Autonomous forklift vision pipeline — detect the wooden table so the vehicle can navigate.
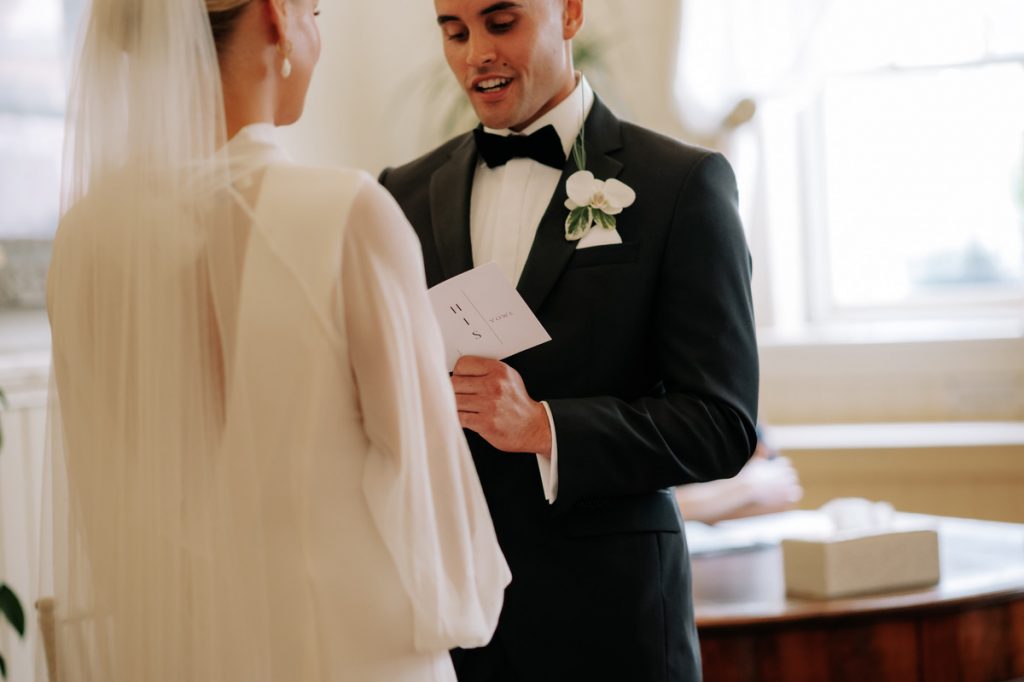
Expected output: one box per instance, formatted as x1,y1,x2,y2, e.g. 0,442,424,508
691,513,1024,682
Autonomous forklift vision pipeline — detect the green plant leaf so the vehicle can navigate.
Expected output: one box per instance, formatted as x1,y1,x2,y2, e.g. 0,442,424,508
565,206,593,240
0,585,24,638
572,33,613,73
594,210,617,231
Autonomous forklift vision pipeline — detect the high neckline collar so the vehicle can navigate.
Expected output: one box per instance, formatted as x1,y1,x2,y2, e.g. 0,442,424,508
225,122,289,167
229,122,279,148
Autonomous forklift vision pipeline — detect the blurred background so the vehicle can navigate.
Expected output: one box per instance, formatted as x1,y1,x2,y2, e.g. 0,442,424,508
1,1,1022,679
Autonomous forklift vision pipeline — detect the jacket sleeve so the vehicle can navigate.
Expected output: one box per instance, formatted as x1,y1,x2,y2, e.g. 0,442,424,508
547,152,759,509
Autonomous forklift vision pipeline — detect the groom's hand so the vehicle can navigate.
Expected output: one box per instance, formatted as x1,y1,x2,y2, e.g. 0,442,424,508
452,356,553,458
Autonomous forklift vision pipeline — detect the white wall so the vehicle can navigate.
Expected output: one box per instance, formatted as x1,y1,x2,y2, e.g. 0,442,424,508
277,0,439,173
760,335,1024,425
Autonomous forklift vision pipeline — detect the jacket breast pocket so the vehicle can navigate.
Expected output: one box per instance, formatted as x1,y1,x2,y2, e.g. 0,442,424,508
567,242,640,269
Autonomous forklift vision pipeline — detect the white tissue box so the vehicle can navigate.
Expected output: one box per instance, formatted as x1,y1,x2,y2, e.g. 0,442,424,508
781,529,940,599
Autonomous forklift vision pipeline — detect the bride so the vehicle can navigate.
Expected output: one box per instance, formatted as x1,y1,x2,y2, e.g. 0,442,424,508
42,0,509,679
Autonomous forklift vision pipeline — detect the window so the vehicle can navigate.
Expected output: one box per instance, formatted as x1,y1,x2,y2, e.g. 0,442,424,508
0,0,81,309
678,0,1024,331
815,5,1024,318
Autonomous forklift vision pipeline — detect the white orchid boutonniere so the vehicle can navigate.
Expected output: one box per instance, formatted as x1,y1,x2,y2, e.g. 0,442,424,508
564,131,636,241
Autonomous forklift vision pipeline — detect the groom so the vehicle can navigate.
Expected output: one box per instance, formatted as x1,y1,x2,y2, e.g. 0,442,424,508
380,0,758,679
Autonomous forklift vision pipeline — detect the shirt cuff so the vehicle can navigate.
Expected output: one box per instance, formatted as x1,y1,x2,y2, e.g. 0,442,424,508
536,401,559,504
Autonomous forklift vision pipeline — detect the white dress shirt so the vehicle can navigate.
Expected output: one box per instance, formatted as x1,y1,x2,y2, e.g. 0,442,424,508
469,76,595,504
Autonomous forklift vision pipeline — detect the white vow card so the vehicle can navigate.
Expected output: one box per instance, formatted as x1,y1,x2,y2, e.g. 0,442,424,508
428,262,551,371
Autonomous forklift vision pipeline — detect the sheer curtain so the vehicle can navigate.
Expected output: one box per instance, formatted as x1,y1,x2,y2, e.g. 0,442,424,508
676,0,840,331
580,0,815,326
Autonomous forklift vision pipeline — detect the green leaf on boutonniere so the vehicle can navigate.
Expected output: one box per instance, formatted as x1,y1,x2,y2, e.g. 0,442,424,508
565,206,593,240
594,210,616,231
571,132,587,172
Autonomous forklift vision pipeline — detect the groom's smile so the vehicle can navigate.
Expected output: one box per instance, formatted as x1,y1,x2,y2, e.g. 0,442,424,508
436,0,583,131
471,73,516,106
473,76,514,95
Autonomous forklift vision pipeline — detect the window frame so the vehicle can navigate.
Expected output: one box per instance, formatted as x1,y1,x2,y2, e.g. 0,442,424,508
784,56,1024,330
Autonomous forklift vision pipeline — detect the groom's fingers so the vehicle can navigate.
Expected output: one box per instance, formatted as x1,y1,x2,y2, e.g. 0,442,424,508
458,411,486,433
453,355,500,377
451,374,490,395
452,360,510,396
454,394,489,414
452,356,494,397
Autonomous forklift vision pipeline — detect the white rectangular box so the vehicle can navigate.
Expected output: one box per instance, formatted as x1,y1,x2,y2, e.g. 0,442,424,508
782,529,940,599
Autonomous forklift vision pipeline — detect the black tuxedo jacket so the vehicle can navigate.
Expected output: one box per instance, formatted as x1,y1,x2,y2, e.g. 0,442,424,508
380,97,759,682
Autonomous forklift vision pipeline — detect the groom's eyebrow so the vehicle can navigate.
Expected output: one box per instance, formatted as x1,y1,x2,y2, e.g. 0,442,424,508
437,2,523,25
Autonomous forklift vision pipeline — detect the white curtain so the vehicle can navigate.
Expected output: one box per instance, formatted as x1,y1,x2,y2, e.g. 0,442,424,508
575,0,810,327
675,0,841,330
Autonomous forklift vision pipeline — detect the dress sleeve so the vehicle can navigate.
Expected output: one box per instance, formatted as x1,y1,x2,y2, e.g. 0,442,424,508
342,175,510,653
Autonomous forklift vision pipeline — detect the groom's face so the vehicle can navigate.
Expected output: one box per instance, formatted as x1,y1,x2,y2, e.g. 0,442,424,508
435,0,583,131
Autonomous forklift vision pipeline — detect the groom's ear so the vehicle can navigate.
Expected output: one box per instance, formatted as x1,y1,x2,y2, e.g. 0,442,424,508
562,0,584,41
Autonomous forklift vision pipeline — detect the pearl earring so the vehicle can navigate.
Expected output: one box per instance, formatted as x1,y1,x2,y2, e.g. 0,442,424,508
278,40,293,79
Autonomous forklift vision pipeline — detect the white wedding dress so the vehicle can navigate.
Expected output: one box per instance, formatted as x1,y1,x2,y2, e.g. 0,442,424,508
44,124,509,681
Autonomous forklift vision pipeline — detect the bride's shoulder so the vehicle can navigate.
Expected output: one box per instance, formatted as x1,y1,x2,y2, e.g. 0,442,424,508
261,164,410,241
258,164,387,227
267,163,403,218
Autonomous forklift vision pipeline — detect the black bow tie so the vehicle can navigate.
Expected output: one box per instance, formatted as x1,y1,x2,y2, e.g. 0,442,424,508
473,124,566,170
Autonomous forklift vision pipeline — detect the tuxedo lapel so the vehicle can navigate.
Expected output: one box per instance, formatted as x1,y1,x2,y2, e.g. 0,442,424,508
429,135,477,280
517,97,624,313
